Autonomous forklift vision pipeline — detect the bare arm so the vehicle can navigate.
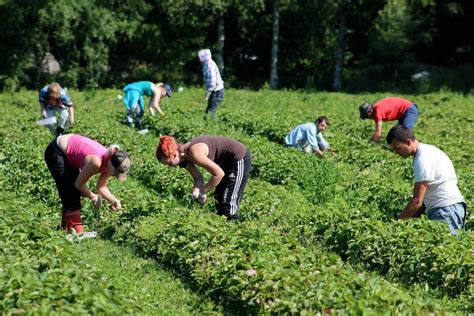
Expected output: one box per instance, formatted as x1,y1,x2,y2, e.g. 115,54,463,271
149,86,164,116
185,163,204,196
188,144,225,194
74,155,100,199
324,147,338,157
69,107,75,126
313,147,324,158
371,120,383,143
398,181,429,219
96,173,121,210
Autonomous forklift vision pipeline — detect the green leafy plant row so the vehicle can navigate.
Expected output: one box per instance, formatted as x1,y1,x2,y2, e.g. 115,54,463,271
1,90,472,311
0,191,135,315
0,95,449,314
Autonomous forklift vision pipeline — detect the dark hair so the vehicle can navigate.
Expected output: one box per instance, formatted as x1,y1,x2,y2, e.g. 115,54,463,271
111,150,129,171
386,124,415,145
359,102,373,119
316,116,329,125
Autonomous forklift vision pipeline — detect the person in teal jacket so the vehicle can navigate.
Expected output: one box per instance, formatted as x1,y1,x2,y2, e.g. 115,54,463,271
122,81,172,130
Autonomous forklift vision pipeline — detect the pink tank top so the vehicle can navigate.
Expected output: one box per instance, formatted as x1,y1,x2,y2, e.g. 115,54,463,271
66,135,108,172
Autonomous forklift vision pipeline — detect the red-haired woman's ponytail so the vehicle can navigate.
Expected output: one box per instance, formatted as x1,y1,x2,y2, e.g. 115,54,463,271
156,136,177,161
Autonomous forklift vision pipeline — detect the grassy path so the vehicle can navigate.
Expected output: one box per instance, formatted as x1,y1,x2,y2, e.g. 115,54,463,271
75,239,218,315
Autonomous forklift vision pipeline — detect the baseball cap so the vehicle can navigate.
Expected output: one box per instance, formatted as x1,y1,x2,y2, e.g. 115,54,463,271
111,150,131,181
163,84,172,97
359,101,373,119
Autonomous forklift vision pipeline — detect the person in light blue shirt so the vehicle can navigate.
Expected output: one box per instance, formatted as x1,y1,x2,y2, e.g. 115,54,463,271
284,116,336,158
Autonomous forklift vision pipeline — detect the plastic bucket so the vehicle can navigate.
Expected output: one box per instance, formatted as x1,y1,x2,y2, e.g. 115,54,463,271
36,116,57,126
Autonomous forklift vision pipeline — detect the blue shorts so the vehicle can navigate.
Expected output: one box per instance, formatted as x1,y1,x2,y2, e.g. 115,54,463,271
399,104,419,129
427,202,466,235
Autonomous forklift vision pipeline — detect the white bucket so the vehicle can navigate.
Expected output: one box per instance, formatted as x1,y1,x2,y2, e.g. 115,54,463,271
137,128,149,134
36,116,57,126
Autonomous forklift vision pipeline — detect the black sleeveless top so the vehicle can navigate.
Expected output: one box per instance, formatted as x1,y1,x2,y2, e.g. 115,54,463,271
179,135,247,168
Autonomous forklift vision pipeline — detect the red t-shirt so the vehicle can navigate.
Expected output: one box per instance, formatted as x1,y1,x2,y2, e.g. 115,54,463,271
373,97,413,122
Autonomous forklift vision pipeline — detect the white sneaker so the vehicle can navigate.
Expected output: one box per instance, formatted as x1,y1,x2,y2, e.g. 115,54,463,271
67,231,97,241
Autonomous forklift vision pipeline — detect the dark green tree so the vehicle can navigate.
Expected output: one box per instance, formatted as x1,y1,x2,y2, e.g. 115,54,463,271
369,0,416,65
0,0,149,90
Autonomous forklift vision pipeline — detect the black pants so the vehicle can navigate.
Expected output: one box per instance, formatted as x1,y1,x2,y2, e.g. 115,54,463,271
215,150,251,220
44,139,82,211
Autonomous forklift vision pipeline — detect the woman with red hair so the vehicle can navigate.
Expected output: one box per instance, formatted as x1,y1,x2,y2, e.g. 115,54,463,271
156,135,251,221
44,134,131,236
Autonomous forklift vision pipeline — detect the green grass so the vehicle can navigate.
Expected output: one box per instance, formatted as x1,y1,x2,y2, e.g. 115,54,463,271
75,239,218,315
0,88,472,313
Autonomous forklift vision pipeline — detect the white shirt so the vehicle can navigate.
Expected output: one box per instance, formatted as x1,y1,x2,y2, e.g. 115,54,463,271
413,143,464,210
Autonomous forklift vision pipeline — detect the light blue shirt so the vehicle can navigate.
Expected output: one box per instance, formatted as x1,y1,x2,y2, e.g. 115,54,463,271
285,122,326,150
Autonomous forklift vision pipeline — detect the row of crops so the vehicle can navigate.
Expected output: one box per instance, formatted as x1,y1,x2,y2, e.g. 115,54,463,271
0,88,472,313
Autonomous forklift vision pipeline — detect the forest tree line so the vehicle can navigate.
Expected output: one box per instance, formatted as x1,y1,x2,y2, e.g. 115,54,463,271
0,0,473,92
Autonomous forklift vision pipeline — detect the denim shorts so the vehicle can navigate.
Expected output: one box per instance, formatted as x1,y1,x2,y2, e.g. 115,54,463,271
427,202,466,235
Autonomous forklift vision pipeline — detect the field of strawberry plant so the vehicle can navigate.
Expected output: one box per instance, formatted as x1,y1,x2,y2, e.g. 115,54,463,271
0,87,472,314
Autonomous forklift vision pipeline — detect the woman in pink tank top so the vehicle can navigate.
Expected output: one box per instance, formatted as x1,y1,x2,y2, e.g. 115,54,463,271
44,134,131,236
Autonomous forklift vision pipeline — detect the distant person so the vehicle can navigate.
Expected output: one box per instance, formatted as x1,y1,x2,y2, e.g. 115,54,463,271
39,82,75,136
44,134,131,236
386,125,466,234
156,135,251,221
198,49,224,120
284,116,336,158
122,81,172,130
359,97,419,143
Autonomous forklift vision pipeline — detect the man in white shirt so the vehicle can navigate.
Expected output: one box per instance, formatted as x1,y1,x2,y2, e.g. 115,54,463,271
386,124,466,234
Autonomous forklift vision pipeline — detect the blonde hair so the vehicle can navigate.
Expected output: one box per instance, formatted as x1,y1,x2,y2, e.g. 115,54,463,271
47,82,61,99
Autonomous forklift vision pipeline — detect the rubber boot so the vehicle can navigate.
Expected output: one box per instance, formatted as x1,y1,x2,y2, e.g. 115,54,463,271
55,126,64,137
64,209,84,234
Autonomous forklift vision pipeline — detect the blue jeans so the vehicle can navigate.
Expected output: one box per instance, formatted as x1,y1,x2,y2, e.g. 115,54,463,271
206,88,224,116
399,104,419,129
427,202,466,235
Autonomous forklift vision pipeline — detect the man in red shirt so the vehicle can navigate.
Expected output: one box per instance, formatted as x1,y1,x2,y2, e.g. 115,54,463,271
359,97,419,143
